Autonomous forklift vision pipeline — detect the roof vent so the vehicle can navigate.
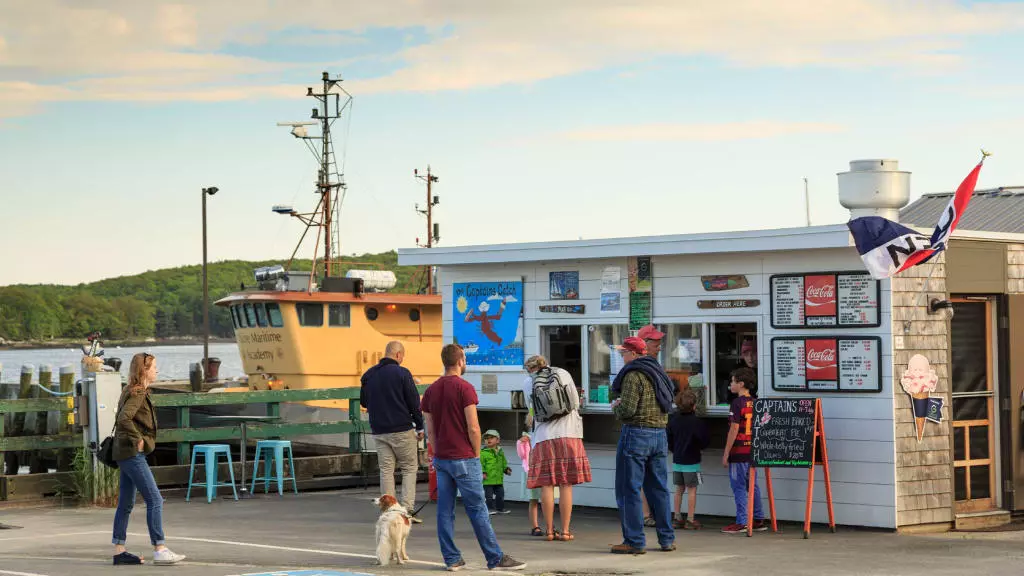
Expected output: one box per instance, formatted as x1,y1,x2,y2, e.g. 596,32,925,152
837,159,910,222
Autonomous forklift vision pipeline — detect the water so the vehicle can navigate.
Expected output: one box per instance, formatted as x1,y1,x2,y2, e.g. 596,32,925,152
0,343,244,384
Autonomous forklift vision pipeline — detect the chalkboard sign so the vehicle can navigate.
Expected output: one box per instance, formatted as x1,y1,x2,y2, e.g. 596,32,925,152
752,397,817,468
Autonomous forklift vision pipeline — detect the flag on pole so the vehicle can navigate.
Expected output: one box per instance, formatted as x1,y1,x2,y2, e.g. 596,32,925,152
848,157,986,280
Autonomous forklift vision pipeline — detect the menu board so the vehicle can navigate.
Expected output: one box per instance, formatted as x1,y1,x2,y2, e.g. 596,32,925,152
771,336,882,393
752,398,817,468
770,272,880,328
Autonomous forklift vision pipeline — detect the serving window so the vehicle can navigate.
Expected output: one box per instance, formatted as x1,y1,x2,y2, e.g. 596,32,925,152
536,320,757,415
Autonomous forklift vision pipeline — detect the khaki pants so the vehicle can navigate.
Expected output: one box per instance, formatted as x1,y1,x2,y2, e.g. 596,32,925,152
375,429,419,510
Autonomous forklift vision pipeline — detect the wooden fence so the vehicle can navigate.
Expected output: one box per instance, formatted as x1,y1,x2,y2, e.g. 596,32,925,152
1,384,429,471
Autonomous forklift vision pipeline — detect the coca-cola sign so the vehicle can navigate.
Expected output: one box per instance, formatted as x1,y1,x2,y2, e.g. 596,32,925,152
805,338,838,381
771,336,882,393
804,275,837,318
771,272,880,329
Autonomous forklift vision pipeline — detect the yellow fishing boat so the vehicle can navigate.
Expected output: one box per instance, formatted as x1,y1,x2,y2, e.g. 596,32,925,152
213,72,443,426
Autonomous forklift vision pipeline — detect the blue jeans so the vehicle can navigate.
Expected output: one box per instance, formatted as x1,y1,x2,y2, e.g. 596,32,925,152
112,453,165,546
729,462,764,525
434,457,504,568
615,425,674,548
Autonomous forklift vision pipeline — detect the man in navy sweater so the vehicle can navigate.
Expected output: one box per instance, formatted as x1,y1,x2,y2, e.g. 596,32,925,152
361,340,425,522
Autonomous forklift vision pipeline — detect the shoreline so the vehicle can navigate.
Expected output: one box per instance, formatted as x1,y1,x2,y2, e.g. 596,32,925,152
0,337,236,352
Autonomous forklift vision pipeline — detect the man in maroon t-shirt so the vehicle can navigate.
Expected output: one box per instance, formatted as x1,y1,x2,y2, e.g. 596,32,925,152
421,344,525,571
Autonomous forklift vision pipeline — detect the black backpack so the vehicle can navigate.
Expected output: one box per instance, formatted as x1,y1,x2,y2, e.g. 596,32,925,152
531,367,573,423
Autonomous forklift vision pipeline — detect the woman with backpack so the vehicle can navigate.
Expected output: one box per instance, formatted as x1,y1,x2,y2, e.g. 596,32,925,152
523,355,592,542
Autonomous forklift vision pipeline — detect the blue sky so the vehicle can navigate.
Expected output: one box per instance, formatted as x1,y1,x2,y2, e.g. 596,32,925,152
2,0,1024,285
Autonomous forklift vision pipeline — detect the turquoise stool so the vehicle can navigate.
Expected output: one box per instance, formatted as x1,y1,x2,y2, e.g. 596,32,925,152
251,440,298,495
186,444,238,503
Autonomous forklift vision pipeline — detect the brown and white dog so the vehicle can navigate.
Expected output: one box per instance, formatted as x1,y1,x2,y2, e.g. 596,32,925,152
373,494,411,566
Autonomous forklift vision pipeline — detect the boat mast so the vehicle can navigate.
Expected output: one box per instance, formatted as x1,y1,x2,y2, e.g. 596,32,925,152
276,72,352,280
414,166,440,294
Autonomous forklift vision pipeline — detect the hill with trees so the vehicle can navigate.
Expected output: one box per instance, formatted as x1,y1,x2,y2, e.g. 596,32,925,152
0,253,425,343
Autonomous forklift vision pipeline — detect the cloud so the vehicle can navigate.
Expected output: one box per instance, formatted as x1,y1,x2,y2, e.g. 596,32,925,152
1,0,1024,116
560,121,846,142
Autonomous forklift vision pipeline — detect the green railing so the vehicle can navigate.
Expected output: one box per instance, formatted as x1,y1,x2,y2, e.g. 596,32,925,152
1,385,429,465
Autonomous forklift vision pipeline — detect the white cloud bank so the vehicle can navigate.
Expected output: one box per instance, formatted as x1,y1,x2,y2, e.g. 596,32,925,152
1,0,1024,117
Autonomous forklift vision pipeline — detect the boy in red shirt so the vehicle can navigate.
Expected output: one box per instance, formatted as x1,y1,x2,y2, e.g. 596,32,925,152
720,367,766,534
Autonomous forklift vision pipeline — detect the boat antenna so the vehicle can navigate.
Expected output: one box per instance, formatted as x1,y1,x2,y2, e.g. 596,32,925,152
274,71,353,279
414,165,440,294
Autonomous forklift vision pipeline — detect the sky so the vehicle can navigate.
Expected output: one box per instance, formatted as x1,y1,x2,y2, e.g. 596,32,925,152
2,0,1024,286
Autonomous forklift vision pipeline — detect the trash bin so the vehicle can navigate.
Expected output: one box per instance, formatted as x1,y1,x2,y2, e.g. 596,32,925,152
205,357,222,382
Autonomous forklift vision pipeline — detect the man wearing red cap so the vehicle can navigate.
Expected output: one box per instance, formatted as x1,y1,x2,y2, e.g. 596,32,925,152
608,336,676,554
637,325,665,361
636,324,665,527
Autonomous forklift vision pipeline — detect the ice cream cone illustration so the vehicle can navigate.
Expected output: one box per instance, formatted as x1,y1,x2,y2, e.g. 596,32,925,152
900,355,939,442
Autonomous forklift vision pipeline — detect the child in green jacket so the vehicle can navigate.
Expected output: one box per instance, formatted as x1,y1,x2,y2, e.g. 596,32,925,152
481,429,512,514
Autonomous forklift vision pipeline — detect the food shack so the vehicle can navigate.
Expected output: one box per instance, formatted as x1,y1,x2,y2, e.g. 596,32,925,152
399,159,1024,531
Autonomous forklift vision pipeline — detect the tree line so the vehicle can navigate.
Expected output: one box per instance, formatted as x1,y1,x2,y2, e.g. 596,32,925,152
0,253,425,342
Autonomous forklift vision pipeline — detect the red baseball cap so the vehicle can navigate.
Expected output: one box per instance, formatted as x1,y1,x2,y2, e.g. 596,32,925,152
616,336,647,355
637,325,665,341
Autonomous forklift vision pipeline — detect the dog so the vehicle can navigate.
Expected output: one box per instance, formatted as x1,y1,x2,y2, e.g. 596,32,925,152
373,494,411,566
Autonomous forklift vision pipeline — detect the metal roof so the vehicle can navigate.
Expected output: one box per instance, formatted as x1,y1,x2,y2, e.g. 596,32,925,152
399,224,855,266
900,187,1024,234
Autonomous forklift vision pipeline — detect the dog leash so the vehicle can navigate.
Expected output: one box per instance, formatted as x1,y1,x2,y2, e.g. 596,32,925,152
411,499,431,517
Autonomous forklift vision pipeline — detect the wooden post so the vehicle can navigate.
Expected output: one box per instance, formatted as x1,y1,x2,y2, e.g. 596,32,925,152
176,407,190,466
4,365,34,475
349,397,362,453
57,365,75,471
29,365,52,473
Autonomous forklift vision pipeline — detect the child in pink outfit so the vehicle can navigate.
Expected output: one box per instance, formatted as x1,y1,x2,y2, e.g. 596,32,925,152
518,432,543,535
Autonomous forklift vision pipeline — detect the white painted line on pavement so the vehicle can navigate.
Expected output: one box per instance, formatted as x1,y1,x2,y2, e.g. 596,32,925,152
128,533,446,568
0,569,53,576
0,530,109,542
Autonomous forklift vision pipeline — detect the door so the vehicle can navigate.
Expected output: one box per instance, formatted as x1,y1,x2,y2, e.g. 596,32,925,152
951,298,997,512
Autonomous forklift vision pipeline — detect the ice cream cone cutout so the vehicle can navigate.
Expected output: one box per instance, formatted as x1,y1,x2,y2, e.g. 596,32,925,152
900,354,939,442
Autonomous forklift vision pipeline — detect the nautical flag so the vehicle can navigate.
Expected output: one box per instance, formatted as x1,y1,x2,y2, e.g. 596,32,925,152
848,159,985,280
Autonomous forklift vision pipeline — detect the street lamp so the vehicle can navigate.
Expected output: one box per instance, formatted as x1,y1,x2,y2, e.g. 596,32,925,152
201,186,218,391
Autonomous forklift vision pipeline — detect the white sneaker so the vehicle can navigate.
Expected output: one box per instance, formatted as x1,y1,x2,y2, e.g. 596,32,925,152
152,548,186,565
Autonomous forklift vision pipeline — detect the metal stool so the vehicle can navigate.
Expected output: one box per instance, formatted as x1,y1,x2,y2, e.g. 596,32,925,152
251,440,298,495
186,444,238,503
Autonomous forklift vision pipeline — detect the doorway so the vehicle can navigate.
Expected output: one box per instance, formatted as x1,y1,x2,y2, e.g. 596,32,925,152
540,325,583,397
951,297,998,512
711,323,758,406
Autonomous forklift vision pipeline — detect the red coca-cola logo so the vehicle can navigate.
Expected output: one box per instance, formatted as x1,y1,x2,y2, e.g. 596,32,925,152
807,348,835,362
804,275,837,317
806,339,838,381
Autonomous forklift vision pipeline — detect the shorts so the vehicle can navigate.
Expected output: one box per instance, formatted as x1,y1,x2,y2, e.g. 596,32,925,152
673,471,701,488
528,486,559,500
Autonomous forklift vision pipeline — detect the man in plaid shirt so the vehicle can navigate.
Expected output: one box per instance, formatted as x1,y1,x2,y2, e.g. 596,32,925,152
609,337,676,555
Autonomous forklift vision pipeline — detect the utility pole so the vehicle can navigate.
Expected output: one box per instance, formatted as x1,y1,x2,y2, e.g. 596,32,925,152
803,177,811,226
201,186,219,390
414,166,440,294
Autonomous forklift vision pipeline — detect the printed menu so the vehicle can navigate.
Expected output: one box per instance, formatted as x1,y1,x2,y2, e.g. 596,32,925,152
770,272,880,328
771,336,881,392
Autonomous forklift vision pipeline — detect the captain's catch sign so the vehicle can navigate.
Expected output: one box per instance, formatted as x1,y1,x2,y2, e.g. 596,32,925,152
453,281,524,366
752,398,816,468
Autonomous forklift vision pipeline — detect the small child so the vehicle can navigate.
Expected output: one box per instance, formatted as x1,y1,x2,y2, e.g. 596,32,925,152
721,367,766,534
481,429,512,515
517,432,542,534
667,388,710,529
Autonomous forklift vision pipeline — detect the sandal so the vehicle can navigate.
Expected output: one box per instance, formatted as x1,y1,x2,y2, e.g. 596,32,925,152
558,531,574,541
545,531,555,541
530,527,544,536
644,516,656,527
